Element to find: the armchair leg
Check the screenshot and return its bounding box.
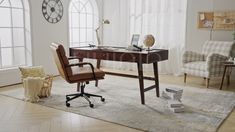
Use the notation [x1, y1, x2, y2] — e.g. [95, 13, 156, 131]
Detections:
[184, 73, 187, 83]
[206, 78, 210, 88]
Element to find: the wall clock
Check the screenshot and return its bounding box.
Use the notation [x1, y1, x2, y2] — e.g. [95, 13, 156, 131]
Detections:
[42, 0, 63, 24]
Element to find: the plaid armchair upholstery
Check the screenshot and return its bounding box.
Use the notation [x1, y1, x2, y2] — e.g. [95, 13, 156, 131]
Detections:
[182, 41, 234, 87]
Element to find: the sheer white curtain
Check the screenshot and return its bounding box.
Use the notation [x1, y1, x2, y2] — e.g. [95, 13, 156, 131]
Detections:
[102, 0, 187, 75]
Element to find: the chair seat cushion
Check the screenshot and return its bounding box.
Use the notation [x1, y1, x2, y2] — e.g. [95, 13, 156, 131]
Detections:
[69, 67, 105, 82]
[183, 61, 207, 71]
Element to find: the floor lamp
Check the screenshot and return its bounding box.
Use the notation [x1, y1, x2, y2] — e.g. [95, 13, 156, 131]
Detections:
[95, 19, 110, 46]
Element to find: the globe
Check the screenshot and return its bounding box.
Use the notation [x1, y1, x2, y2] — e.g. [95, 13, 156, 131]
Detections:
[143, 34, 155, 50]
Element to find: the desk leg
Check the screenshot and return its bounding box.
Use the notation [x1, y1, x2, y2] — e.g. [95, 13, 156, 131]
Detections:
[153, 62, 160, 97]
[137, 62, 145, 104]
[220, 66, 227, 90]
[95, 59, 101, 87]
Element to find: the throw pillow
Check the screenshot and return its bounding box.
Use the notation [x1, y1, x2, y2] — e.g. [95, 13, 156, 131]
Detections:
[19, 66, 46, 78]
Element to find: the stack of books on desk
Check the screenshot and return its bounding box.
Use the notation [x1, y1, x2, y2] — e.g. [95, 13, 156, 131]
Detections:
[162, 87, 184, 113]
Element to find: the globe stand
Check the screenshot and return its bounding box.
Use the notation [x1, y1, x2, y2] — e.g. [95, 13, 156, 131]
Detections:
[143, 34, 155, 52]
[145, 47, 152, 51]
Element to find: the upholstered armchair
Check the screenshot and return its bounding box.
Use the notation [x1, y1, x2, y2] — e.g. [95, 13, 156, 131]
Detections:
[19, 66, 53, 98]
[182, 41, 234, 88]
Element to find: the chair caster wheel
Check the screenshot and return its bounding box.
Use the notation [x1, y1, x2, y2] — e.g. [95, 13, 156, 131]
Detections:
[66, 103, 70, 107]
[90, 104, 94, 108]
[101, 98, 105, 102]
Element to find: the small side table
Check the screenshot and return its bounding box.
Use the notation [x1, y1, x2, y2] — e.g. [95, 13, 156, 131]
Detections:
[220, 62, 235, 90]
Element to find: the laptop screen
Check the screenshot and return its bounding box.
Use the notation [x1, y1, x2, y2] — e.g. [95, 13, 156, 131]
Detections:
[131, 34, 140, 46]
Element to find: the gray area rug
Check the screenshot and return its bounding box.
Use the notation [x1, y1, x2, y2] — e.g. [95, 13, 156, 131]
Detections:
[1, 75, 235, 132]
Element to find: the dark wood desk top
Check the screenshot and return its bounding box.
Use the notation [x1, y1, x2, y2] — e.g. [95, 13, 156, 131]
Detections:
[70, 46, 168, 64]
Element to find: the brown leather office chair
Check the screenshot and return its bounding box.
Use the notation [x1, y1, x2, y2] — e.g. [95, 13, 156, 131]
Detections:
[50, 43, 105, 108]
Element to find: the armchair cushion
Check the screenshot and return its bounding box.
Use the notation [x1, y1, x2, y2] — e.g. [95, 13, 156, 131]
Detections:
[182, 51, 204, 64]
[183, 61, 207, 71]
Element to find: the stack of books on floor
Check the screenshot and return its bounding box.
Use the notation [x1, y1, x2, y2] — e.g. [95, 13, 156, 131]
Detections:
[162, 87, 184, 113]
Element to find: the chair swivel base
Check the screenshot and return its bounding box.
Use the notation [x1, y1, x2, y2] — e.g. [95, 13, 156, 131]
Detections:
[65, 83, 105, 108]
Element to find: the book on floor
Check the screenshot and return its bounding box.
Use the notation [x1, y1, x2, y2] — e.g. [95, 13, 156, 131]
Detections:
[166, 87, 183, 94]
[169, 106, 184, 113]
[168, 100, 183, 107]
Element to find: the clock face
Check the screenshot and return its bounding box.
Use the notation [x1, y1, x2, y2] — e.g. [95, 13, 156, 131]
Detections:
[42, 0, 63, 24]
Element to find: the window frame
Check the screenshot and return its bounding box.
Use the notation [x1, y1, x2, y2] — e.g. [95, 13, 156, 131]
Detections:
[69, 0, 99, 47]
[0, 0, 32, 69]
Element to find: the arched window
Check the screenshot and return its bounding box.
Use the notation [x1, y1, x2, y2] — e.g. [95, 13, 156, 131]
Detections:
[0, 0, 32, 69]
[69, 0, 99, 47]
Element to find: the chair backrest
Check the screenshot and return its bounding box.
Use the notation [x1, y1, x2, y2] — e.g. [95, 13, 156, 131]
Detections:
[50, 43, 72, 82]
[202, 41, 234, 57]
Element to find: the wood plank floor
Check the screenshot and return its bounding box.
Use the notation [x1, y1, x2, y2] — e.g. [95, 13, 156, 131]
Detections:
[0, 71, 234, 132]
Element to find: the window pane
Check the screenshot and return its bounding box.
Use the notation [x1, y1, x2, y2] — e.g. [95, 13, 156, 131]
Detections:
[70, 4, 78, 12]
[11, 0, 23, 8]
[80, 0, 88, 5]
[79, 42, 87, 47]
[14, 47, 25, 65]
[87, 29, 93, 42]
[87, 14, 93, 28]
[71, 13, 79, 27]
[0, 0, 10, 7]
[94, 15, 99, 28]
[0, 28, 12, 47]
[12, 9, 24, 27]
[79, 13, 86, 27]
[0, 8, 11, 27]
[13, 28, 24, 46]
[72, 29, 79, 42]
[79, 29, 86, 42]
[1, 48, 13, 67]
[86, 2, 92, 14]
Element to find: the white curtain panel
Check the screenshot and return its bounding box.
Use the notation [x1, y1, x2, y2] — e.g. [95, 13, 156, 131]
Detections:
[102, 0, 187, 75]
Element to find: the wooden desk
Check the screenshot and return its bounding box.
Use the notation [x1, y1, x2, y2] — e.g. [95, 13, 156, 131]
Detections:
[220, 63, 235, 90]
[69, 47, 168, 104]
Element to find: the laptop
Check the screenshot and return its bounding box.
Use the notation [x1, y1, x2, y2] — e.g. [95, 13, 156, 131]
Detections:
[126, 34, 142, 51]
[131, 34, 140, 46]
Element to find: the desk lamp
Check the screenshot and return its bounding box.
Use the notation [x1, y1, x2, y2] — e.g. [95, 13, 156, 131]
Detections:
[96, 19, 110, 46]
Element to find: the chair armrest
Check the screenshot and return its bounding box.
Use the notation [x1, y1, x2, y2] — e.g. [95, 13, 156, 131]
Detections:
[206, 53, 228, 67]
[66, 62, 97, 80]
[182, 51, 204, 64]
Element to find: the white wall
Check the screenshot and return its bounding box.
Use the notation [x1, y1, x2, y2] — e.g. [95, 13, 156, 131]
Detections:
[186, 0, 235, 52]
[0, 0, 103, 87]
